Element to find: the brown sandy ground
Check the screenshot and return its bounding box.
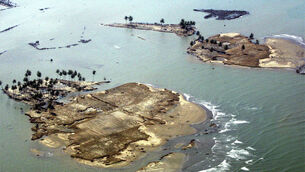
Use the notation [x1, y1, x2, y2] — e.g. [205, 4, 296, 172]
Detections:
[187, 33, 270, 67]
[187, 33, 305, 70]
[22, 83, 206, 168]
[137, 153, 185, 172]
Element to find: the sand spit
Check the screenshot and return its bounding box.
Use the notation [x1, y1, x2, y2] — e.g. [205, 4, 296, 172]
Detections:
[21, 83, 206, 168]
[137, 152, 185, 172]
[260, 38, 305, 68]
[102, 22, 196, 37]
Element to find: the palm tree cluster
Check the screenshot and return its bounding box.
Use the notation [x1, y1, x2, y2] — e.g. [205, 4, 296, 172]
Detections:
[1, 69, 99, 105]
[124, 16, 133, 23]
[179, 19, 196, 29]
[195, 32, 229, 51]
[56, 69, 86, 81]
[2, 70, 60, 100]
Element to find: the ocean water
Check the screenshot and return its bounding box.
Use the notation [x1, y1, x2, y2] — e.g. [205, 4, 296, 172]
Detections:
[0, 0, 304, 171]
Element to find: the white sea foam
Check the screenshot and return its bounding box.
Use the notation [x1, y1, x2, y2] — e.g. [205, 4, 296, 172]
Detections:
[241, 166, 250, 171]
[183, 94, 253, 171]
[183, 93, 192, 101]
[113, 45, 120, 49]
[234, 140, 243, 144]
[246, 146, 256, 151]
[200, 160, 231, 172]
[232, 120, 249, 124]
[245, 159, 253, 164]
[245, 106, 258, 111]
[227, 148, 250, 160]
[219, 128, 231, 133]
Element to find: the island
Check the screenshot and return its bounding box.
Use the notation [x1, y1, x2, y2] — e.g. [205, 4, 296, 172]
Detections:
[2, 70, 207, 170]
[187, 33, 305, 74]
[102, 17, 196, 37]
[193, 9, 249, 20]
[0, 0, 17, 8]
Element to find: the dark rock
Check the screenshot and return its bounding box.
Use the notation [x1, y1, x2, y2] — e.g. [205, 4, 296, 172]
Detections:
[296, 65, 305, 75]
[0, 0, 17, 8]
[79, 39, 92, 44]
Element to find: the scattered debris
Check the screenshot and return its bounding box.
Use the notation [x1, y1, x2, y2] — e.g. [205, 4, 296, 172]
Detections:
[0, 25, 19, 34]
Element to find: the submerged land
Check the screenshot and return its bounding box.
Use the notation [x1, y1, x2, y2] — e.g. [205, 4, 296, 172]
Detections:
[194, 9, 249, 20]
[187, 33, 305, 73]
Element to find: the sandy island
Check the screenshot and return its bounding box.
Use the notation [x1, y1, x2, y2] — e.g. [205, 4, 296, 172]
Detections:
[102, 22, 196, 37]
[4, 81, 207, 170]
[187, 33, 305, 73]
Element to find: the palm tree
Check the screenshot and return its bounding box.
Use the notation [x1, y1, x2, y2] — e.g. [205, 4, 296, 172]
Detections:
[56, 69, 60, 77]
[128, 16, 133, 23]
[71, 74, 75, 81]
[224, 45, 229, 50]
[25, 70, 31, 77]
[62, 70, 67, 79]
[11, 85, 17, 93]
[160, 18, 165, 25]
[180, 19, 185, 26]
[92, 70, 96, 81]
[37, 71, 42, 78]
[68, 69, 73, 76]
[249, 33, 254, 40]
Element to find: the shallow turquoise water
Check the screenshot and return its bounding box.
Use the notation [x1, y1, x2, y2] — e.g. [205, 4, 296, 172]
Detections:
[0, 0, 304, 171]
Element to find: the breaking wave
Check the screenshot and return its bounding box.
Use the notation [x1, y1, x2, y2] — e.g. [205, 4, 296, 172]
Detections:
[183, 93, 255, 172]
